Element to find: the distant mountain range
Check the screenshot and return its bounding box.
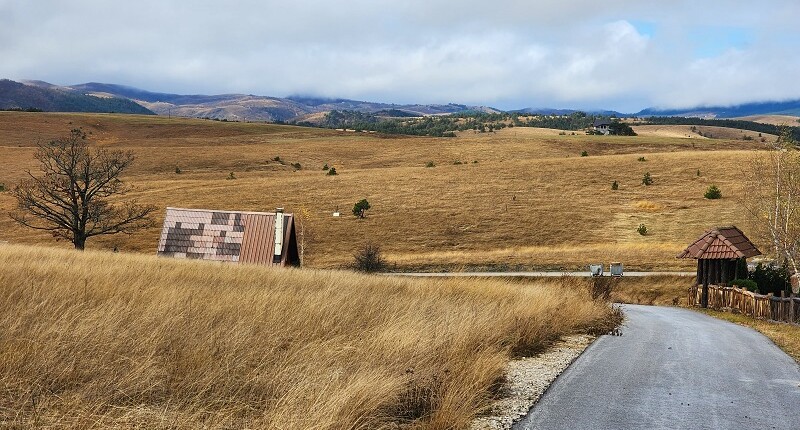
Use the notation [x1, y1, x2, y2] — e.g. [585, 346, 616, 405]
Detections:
[2, 79, 799, 122]
[635, 100, 800, 118]
[0, 79, 154, 115]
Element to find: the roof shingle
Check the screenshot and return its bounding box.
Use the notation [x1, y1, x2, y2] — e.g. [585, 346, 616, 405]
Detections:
[676, 226, 761, 260]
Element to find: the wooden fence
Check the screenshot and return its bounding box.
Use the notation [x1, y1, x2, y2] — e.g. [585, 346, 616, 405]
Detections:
[689, 284, 800, 324]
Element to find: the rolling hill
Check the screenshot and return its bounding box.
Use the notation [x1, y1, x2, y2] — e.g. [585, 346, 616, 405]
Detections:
[0, 79, 154, 115]
[636, 99, 800, 119]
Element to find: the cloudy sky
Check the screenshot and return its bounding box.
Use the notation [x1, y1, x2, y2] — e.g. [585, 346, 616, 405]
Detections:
[1, 0, 799, 112]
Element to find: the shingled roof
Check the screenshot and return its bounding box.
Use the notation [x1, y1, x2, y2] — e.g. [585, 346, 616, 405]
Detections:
[677, 226, 761, 260]
[157, 207, 299, 266]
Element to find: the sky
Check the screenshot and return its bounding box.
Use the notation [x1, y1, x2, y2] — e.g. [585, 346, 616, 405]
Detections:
[1, 0, 799, 112]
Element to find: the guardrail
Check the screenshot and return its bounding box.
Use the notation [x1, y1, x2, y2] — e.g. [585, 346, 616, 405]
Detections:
[689, 285, 799, 324]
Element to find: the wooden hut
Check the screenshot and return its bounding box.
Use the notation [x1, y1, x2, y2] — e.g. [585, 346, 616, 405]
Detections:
[156, 207, 300, 267]
[677, 226, 760, 307]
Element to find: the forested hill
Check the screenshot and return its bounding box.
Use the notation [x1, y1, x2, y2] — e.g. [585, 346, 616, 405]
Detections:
[0, 79, 154, 114]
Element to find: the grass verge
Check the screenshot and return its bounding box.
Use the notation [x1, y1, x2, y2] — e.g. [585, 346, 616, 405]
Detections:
[0, 244, 619, 429]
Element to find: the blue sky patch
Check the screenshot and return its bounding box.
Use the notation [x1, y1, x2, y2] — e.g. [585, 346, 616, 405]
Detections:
[690, 26, 751, 57]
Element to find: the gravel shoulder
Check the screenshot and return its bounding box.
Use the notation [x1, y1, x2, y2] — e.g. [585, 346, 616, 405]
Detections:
[469, 334, 596, 430]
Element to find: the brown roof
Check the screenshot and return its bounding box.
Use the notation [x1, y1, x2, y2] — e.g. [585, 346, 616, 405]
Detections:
[157, 207, 299, 266]
[677, 226, 761, 260]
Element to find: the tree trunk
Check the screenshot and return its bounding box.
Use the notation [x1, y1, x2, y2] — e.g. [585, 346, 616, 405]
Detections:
[74, 235, 87, 250]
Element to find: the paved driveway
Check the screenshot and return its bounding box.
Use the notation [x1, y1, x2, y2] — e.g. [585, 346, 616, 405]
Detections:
[514, 305, 800, 430]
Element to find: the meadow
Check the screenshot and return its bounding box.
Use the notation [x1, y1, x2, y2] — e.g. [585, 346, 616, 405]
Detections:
[0, 112, 769, 270]
[0, 244, 618, 429]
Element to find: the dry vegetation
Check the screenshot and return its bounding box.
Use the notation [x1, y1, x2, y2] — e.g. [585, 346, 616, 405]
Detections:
[0, 112, 773, 270]
[0, 244, 619, 429]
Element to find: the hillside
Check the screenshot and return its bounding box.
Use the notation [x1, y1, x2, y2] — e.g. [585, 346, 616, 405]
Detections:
[637, 99, 800, 119]
[0, 112, 771, 271]
[61, 82, 492, 121]
[0, 79, 154, 114]
[0, 243, 617, 428]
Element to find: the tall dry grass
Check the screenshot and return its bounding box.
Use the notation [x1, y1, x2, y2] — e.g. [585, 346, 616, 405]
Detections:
[0, 244, 618, 429]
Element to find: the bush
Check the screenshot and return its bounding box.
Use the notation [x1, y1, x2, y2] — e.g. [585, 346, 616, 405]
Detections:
[581, 151, 588, 157]
[352, 198, 370, 218]
[730, 279, 758, 292]
[174, 166, 182, 174]
[327, 167, 337, 176]
[637, 224, 648, 235]
[749, 263, 790, 296]
[586, 276, 618, 301]
[638, 157, 647, 162]
[292, 162, 302, 170]
[353, 243, 386, 272]
[273, 156, 281, 162]
[611, 180, 619, 190]
[425, 161, 435, 168]
[0, 183, 5, 192]
[704, 185, 722, 199]
[323, 163, 329, 171]
[227, 172, 236, 180]
[642, 172, 653, 186]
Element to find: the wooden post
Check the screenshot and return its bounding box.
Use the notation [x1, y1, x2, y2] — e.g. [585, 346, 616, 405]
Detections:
[791, 294, 796, 324]
[702, 259, 709, 308]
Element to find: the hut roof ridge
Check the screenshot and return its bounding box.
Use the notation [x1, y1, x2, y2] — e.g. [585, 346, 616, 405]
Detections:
[677, 225, 761, 260]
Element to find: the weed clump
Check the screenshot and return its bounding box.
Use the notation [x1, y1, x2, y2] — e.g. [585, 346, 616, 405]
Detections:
[704, 185, 722, 199]
[637, 223, 648, 236]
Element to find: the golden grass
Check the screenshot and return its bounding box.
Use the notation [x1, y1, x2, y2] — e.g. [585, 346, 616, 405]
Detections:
[0, 112, 771, 270]
[0, 244, 618, 429]
[609, 275, 695, 306]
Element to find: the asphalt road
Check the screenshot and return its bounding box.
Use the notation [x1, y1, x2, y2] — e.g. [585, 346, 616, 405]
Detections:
[514, 304, 800, 430]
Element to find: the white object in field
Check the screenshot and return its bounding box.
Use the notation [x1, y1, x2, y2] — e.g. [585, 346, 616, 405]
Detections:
[273, 208, 284, 263]
[333, 212, 340, 217]
[610, 262, 624, 277]
[589, 264, 604, 277]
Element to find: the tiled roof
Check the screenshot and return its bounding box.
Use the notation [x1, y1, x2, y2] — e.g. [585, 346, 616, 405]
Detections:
[676, 226, 761, 260]
[157, 207, 298, 266]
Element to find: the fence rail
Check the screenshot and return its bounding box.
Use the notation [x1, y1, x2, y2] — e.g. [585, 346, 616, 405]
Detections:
[689, 285, 799, 324]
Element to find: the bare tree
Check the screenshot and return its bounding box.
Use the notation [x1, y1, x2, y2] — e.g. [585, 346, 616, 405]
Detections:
[745, 126, 800, 274]
[10, 129, 155, 250]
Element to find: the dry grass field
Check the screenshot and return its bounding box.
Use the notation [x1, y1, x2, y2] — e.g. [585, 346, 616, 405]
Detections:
[0, 112, 771, 270]
[0, 244, 618, 429]
[736, 114, 800, 126]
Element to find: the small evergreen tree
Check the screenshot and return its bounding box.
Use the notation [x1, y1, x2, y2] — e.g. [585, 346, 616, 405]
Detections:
[327, 167, 337, 176]
[611, 180, 619, 190]
[642, 172, 653, 186]
[352, 199, 370, 218]
[637, 224, 648, 235]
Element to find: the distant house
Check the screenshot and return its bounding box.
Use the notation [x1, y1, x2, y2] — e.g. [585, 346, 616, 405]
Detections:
[157, 207, 300, 267]
[592, 119, 611, 135]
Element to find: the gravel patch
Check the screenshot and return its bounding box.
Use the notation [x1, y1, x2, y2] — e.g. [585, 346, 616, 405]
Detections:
[469, 334, 596, 430]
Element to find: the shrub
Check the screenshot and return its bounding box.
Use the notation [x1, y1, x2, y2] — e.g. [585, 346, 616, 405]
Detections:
[327, 167, 337, 176]
[581, 151, 588, 157]
[227, 172, 236, 180]
[453, 160, 463, 165]
[352, 243, 387, 272]
[750, 263, 791, 296]
[730, 279, 758, 292]
[611, 180, 618, 190]
[697, 169, 701, 177]
[352, 198, 370, 218]
[323, 163, 329, 171]
[704, 185, 722, 199]
[637, 223, 648, 235]
[273, 156, 281, 162]
[292, 162, 302, 170]
[0, 183, 5, 192]
[174, 166, 182, 174]
[642, 172, 653, 186]
[586, 276, 618, 301]
[637, 157, 647, 162]
[425, 161, 435, 168]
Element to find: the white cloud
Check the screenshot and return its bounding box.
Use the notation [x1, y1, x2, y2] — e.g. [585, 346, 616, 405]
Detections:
[0, 0, 799, 111]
